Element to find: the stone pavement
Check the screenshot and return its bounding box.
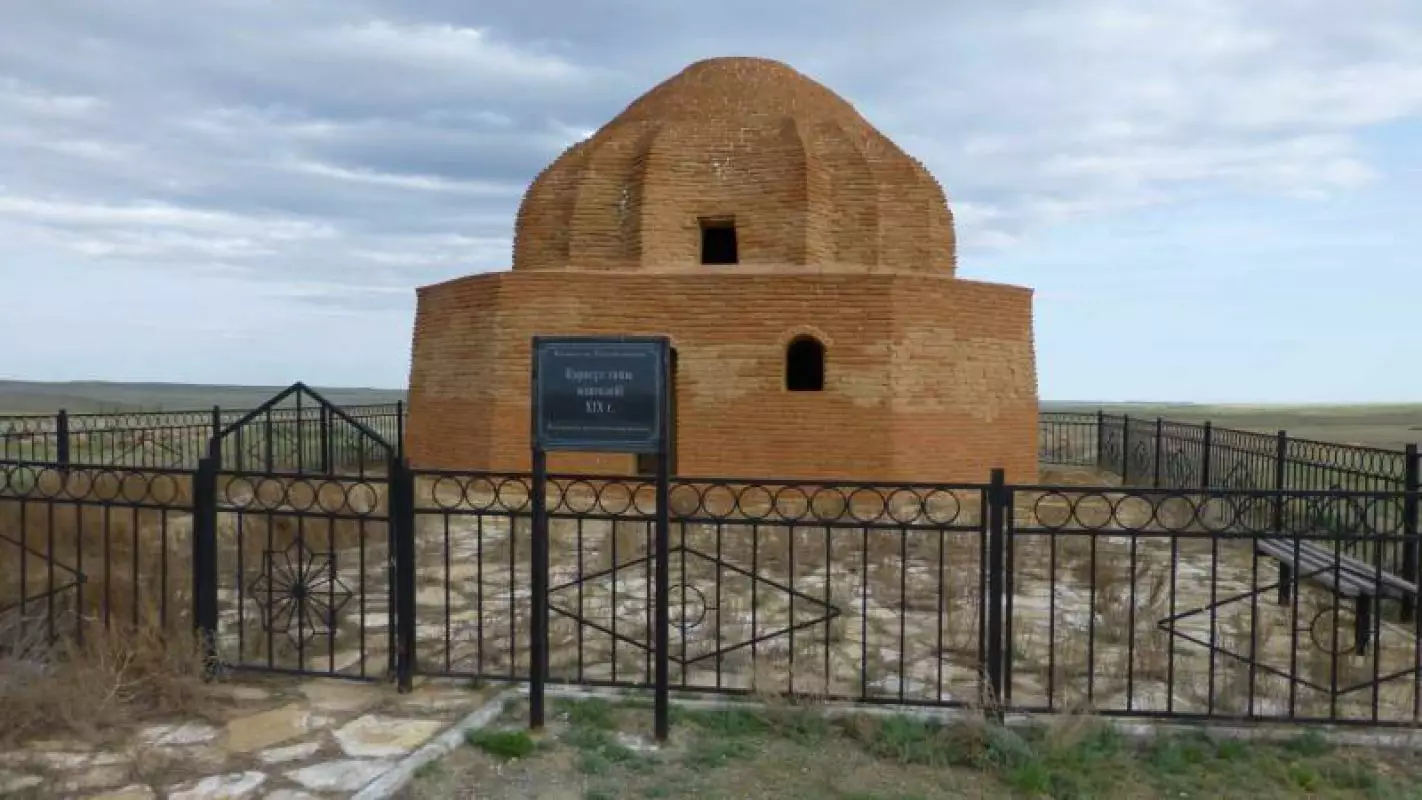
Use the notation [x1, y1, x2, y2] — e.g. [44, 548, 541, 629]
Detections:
[0, 676, 495, 799]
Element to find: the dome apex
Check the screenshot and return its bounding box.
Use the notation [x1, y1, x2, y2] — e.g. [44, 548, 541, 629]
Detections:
[513, 57, 955, 274]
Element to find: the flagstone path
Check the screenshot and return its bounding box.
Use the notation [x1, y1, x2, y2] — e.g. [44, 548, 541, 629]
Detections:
[0, 676, 495, 799]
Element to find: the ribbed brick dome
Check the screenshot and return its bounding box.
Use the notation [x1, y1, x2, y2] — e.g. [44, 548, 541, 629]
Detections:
[512, 57, 956, 275]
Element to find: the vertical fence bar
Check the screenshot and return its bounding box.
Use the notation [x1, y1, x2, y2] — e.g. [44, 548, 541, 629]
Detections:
[1403, 445, 1420, 621]
[1153, 417, 1163, 488]
[985, 468, 1007, 717]
[294, 393, 305, 474]
[209, 406, 221, 466]
[1273, 431, 1292, 604]
[1273, 430, 1288, 500]
[529, 448, 548, 730]
[654, 448, 672, 741]
[55, 410, 70, 468]
[391, 457, 417, 691]
[319, 407, 332, 474]
[263, 412, 274, 473]
[1121, 415, 1131, 483]
[1201, 421, 1214, 489]
[396, 400, 406, 460]
[192, 456, 220, 676]
[1095, 410, 1105, 471]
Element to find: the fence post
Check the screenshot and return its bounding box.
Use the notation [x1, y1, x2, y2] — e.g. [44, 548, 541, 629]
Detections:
[390, 457, 417, 691]
[319, 407, 332, 474]
[1201, 422, 1214, 489]
[1121, 415, 1131, 483]
[1095, 410, 1105, 471]
[1272, 431, 1292, 604]
[396, 400, 406, 460]
[1402, 445, 1419, 621]
[207, 406, 224, 468]
[529, 449, 549, 730]
[1153, 418, 1163, 488]
[263, 413, 274, 473]
[192, 456, 220, 676]
[985, 468, 1007, 718]
[1273, 431, 1288, 502]
[55, 409, 70, 469]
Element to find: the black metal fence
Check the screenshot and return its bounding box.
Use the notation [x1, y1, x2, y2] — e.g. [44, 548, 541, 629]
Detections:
[5, 400, 1422, 728]
[0, 403, 404, 470]
[7, 405, 1414, 499]
[6, 457, 1422, 727]
[1039, 411, 1415, 493]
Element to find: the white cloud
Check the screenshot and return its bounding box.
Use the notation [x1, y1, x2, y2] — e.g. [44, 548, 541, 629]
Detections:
[310, 20, 583, 80]
[860, 0, 1422, 242]
[0, 78, 106, 117]
[0, 193, 334, 239]
[284, 159, 523, 195]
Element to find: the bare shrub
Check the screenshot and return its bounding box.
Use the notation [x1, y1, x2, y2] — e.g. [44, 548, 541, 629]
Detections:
[0, 615, 216, 748]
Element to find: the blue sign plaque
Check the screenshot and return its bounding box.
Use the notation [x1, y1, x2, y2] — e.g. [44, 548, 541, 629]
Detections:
[531, 336, 669, 453]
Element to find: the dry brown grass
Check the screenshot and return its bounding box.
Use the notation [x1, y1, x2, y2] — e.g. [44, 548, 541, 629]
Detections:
[0, 473, 215, 747]
[0, 470, 196, 635]
[1, 466, 395, 724]
[1, 468, 390, 635]
[0, 613, 218, 748]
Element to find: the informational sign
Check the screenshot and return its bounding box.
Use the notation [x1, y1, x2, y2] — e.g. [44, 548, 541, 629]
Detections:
[531, 336, 668, 453]
[528, 334, 674, 741]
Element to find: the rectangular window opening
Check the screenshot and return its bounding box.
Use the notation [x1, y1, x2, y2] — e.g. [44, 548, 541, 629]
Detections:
[700, 218, 738, 265]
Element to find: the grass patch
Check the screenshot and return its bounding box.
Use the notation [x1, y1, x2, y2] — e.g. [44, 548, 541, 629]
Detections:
[562, 725, 652, 775]
[406, 700, 1422, 800]
[560, 696, 619, 731]
[680, 706, 772, 738]
[681, 734, 758, 772]
[464, 728, 536, 760]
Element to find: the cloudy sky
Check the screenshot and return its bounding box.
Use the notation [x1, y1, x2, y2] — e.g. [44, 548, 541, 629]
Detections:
[2, 0, 1419, 402]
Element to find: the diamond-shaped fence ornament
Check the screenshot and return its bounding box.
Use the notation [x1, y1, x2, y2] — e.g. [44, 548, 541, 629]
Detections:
[549, 545, 840, 667]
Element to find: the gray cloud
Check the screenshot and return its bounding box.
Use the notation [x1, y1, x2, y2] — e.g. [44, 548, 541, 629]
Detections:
[1, 0, 1419, 332]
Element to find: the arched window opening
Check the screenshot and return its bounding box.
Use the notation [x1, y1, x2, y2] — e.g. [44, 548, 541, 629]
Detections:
[785, 336, 825, 392]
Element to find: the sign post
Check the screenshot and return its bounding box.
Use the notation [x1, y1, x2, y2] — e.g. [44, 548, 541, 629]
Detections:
[529, 335, 673, 740]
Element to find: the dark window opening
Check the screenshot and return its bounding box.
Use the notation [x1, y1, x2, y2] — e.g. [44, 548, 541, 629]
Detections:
[700, 219, 738, 265]
[785, 336, 825, 392]
[637, 347, 678, 475]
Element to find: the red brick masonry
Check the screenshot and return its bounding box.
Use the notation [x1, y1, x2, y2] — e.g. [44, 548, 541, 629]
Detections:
[405, 58, 1039, 483]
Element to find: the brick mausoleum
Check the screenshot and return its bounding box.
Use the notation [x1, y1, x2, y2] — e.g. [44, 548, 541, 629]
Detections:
[405, 57, 1039, 482]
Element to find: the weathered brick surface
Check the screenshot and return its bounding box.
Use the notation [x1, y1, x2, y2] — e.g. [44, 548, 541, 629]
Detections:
[405, 57, 1039, 483]
[406, 270, 1038, 482]
[513, 57, 955, 275]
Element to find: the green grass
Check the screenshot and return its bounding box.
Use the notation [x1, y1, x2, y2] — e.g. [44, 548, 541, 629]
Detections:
[668, 704, 1422, 798]
[411, 701, 1422, 800]
[561, 697, 620, 731]
[551, 699, 656, 776]
[463, 728, 537, 760]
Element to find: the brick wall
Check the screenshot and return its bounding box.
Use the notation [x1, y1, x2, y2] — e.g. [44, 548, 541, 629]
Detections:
[405, 268, 1038, 483]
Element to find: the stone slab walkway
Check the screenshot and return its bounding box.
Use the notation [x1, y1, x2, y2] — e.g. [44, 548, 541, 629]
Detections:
[0, 676, 497, 799]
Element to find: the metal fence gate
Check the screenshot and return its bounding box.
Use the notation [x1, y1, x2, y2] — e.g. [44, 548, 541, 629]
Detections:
[190, 383, 413, 684]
